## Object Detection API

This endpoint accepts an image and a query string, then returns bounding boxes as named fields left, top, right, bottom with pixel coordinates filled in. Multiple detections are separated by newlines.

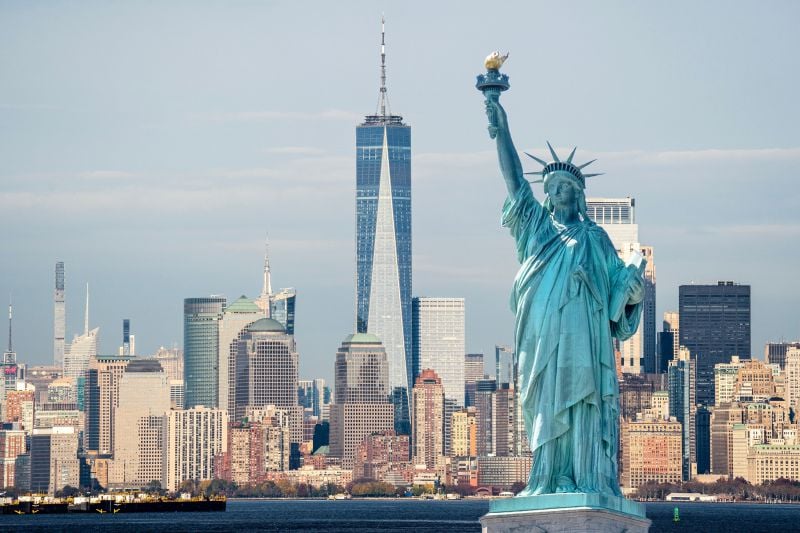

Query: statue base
left=480, top=493, right=651, bottom=533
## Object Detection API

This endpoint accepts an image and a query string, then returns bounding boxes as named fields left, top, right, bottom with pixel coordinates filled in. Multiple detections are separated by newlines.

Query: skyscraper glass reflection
left=355, top=20, right=411, bottom=433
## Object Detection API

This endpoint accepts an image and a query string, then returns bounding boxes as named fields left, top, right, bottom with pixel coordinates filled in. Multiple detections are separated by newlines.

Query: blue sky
left=1, top=1, right=798, bottom=382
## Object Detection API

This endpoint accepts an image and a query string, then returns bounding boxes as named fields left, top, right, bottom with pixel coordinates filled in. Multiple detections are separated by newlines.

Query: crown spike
left=566, top=147, right=577, bottom=163
left=546, top=141, right=560, bottom=162
left=523, top=171, right=544, bottom=176
left=524, top=152, right=548, bottom=167
left=583, top=173, right=604, bottom=178
left=527, top=178, right=544, bottom=184
left=578, top=159, right=596, bottom=170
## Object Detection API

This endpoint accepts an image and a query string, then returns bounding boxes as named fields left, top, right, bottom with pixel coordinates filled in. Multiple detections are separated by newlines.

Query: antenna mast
left=379, top=16, right=388, bottom=117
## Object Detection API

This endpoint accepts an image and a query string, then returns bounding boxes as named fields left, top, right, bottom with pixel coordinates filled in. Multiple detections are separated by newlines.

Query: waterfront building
left=355, top=21, right=412, bottom=435
left=54, top=262, right=66, bottom=368
left=109, top=359, right=170, bottom=489
left=184, top=296, right=226, bottom=409
left=30, top=426, right=79, bottom=495
left=450, top=407, right=478, bottom=457
left=166, top=406, right=227, bottom=491
left=64, top=284, right=98, bottom=379
left=218, top=296, right=263, bottom=417
left=353, top=430, right=410, bottom=482
left=411, top=369, right=445, bottom=469
left=747, top=443, right=800, bottom=484
left=476, top=455, right=532, bottom=490
left=679, top=281, right=751, bottom=406
left=620, top=418, right=682, bottom=490
left=0, top=428, right=26, bottom=488
left=215, top=409, right=291, bottom=485
left=329, top=334, right=394, bottom=469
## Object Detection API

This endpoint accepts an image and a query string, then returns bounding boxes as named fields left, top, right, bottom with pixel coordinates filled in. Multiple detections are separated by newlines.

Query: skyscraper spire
left=84, top=283, right=90, bottom=336
left=261, top=238, right=273, bottom=299
left=378, top=15, right=389, bottom=117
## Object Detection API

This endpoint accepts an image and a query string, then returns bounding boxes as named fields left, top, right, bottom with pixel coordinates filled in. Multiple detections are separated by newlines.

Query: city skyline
left=1, top=2, right=799, bottom=385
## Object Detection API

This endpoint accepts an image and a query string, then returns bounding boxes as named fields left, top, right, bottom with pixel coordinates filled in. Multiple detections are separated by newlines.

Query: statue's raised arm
left=485, top=97, right=526, bottom=198
left=476, top=52, right=528, bottom=199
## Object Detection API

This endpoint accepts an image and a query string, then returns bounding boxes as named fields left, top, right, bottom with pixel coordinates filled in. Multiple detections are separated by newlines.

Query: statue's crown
left=524, top=142, right=603, bottom=189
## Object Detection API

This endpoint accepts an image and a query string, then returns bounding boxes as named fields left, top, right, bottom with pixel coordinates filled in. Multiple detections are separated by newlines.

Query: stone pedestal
left=480, top=493, right=651, bottom=533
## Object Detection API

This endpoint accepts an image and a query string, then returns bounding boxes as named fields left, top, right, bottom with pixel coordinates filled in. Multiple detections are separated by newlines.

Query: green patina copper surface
left=478, top=58, right=646, bottom=508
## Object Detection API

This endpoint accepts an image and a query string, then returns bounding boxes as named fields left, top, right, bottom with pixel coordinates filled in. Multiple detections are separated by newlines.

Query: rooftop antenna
left=378, top=15, right=391, bottom=117
left=262, top=236, right=273, bottom=298
left=7, top=296, right=12, bottom=353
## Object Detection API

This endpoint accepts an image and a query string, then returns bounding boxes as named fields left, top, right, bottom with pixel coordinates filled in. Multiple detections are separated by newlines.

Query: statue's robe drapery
left=503, top=184, right=642, bottom=496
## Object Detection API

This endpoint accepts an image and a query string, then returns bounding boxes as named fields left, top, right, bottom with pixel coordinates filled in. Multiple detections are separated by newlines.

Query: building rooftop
left=125, top=358, right=163, bottom=373
left=248, top=317, right=286, bottom=333
left=343, top=333, right=382, bottom=344
left=225, top=295, right=261, bottom=314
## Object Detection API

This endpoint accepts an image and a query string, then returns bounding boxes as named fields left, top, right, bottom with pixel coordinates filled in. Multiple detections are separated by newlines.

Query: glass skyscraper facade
left=183, top=296, right=226, bottom=409
left=355, top=107, right=411, bottom=433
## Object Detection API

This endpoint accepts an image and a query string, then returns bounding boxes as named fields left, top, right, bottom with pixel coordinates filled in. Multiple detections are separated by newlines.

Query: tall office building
left=474, top=378, right=497, bottom=456
left=411, top=369, right=445, bottom=470
left=184, top=296, right=226, bottom=409
left=84, top=355, right=132, bottom=454
left=495, top=345, right=514, bottom=388
left=411, top=297, right=464, bottom=452
left=54, top=262, right=65, bottom=368
left=63, top=284, right=98, bottom=379
left=218, top=296, right=263, bottom=417
left=329, top=333, right=394, bottom=469
left=271, top=289, right=297, bottom=336
left=110, top=359, right=170, bottom=489
left=355, top=20, right=412, bottom=432
left=233, top=318, right=303, bottom=443
left=679, top=281, right=751, bottom=407
left=668, top=347, right=696, bottom=480
left=586, top=197, right=655, bottom=374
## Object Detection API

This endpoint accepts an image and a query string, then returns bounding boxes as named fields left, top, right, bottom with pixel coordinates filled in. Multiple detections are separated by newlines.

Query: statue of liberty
left=478, top=53, right=645, bottom=498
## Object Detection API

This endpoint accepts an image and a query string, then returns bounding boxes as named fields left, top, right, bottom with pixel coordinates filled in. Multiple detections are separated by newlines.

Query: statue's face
left=547, top=175, right=578, bottom=210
